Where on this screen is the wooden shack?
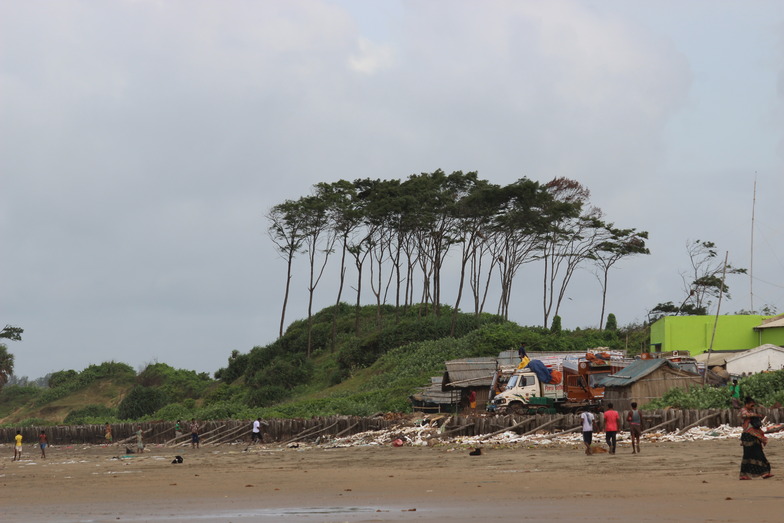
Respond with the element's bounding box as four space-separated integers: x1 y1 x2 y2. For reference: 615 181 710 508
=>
600 359 703 412
409 377 459 413
440 357 497 410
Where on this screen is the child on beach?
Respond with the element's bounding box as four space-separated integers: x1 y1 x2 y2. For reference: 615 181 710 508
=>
13 430 23 461
39 430 48 458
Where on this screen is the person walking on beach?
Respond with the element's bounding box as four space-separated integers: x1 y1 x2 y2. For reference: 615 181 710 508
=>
104 423 112 444
175 420 183 439
135 426 145 454
604 403 619 454
190 418 201 449
39 430 48 459
252 418 262 443
580 410 595 455
739 396 773 480
13 430 22 461
627 402 643 454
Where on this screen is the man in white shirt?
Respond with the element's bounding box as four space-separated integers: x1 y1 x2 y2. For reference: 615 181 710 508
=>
580 410 595 455
252 418 262 443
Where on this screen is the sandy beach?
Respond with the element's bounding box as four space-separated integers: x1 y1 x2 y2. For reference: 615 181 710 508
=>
0 436 781 522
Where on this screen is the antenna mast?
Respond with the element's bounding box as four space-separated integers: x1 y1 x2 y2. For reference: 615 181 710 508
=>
750 175 757 312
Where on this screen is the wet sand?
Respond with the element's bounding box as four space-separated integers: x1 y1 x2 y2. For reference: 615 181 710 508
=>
0 438 781 522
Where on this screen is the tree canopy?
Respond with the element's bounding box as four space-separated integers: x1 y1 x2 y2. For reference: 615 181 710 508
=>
266 171 650 339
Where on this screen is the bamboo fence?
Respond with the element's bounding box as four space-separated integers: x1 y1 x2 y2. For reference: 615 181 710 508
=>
1 408 781 445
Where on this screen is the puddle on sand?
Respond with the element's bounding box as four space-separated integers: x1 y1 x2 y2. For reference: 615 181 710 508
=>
76 506 403 522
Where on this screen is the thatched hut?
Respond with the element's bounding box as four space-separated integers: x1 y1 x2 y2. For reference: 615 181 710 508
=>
600 359 703 411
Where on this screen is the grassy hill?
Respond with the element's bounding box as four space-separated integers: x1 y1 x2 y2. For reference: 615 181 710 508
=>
0 304 648 425
0 378 132 424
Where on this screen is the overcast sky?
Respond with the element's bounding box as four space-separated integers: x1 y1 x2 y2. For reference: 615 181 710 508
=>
2 0 783 380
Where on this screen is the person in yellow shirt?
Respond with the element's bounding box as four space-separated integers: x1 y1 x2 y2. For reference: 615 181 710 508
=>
13 430 22 461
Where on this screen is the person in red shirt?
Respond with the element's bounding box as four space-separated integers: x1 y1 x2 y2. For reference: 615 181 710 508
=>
604 403 620 454
467 390 477 412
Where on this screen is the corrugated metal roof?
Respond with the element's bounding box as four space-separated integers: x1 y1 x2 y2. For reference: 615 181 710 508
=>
755 314 784 330
693 352 733 366
725 344 784 362
442 357 497 389
600 359 687 387
410 376 456 404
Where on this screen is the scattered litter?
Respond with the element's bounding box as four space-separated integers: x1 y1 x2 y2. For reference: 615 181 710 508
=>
312 415 784 449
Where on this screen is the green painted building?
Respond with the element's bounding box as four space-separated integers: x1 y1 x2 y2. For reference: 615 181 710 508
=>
650 314 784 354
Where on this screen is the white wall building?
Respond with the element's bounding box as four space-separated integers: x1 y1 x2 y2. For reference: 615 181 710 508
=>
726 344 784 376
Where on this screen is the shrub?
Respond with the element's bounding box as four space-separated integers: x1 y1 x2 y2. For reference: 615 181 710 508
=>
79 361 135 383
64 404 117 425
16 418 52 427
117 386 168 420
137 363 212 399
738 370 784 406
202 382 242 405
48 370 79 388
194 400 254 420
246 386 289 407
215 350 249 383
153 403 194 421
0 385 40 404
550 315 562 335
644 385 732 410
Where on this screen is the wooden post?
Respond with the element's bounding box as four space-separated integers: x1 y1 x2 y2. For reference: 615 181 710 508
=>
520 417 562 437
675 413 720 436
283 420 341 444
478 417 537 441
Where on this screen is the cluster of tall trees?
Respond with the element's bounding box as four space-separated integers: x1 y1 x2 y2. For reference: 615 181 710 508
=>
267 170 649 355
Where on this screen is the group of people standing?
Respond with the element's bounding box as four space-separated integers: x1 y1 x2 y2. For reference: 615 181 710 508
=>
11 430 48 461
579 402 643 455
578 397 774 481
174 419 203 448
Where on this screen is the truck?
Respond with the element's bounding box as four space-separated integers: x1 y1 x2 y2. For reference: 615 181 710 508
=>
488 353 626 415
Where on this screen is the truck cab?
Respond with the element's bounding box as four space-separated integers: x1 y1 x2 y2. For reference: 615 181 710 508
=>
490 369 563 414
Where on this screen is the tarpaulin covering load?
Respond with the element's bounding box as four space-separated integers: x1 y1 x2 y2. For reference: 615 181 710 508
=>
528 360 553 384
549 369 562 385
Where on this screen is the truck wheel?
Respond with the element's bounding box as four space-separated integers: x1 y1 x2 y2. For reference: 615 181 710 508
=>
509 402 525 415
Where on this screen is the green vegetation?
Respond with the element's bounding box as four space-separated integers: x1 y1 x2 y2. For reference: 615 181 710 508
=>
644 370 784 410
0 305 652 425
63 404 118 425
735 370 784 407
644 385 733 410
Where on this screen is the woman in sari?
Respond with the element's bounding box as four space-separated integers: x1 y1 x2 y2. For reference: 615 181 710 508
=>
739 396 773 480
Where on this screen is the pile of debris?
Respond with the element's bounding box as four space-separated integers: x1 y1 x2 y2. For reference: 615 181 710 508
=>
312 416 784 449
